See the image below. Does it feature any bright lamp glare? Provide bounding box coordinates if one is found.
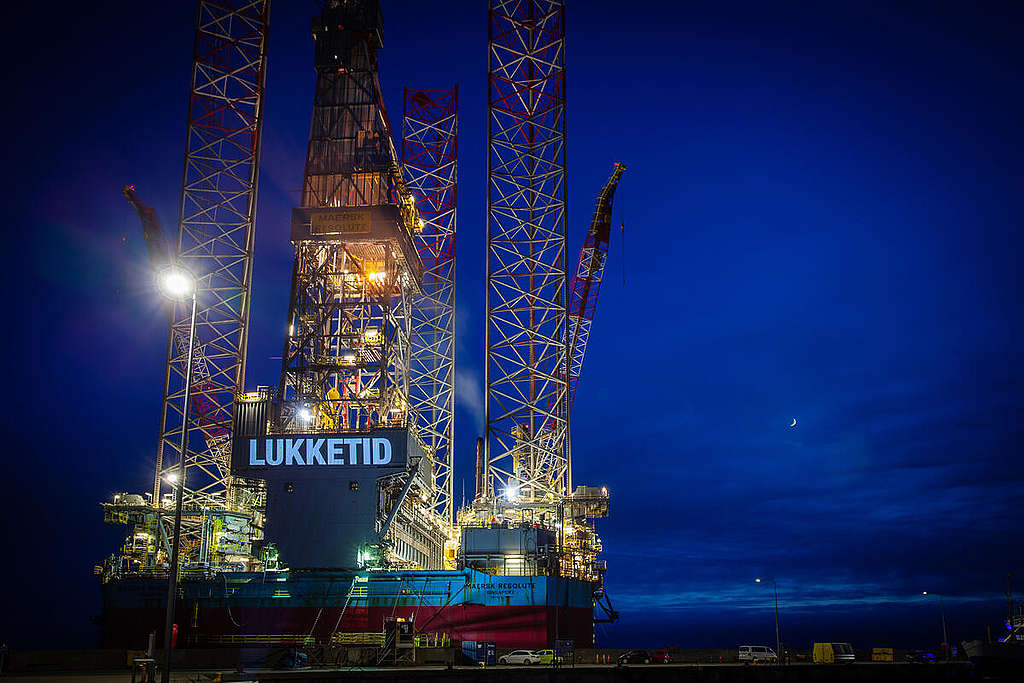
[165,473,178,483]
[159,268,194,299]
[755,578,762,583]
[503,486,518,501]
[297,408,312,422]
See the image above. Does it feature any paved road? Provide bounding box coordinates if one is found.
[3,661,973,682]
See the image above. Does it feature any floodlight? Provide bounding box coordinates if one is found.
[157,266,195,300]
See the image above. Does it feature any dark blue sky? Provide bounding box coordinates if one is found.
[2,0,1021,651]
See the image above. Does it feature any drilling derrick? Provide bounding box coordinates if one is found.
[279,0,412,434]
[402,88,458,529]
[234,0,447,571]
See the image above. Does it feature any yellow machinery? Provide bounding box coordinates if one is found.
[812,642,856,664]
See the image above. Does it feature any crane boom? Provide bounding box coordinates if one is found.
[534,163,624,477]
[565,162,626,410]
[123,185,171,270]
[122,187,231,444]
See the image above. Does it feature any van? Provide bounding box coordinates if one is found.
[812,642,855,664]
[738,645,777,662]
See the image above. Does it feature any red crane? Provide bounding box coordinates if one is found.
[565,162,626,411]
[122,186,230,441]
[535,163,625,447]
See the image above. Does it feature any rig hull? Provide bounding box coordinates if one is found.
[99,568,595,650]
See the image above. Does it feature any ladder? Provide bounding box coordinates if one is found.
[328,577,363,644]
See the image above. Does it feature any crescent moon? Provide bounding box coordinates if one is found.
[789,418,797,428]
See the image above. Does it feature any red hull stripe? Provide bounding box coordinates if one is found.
[101,605,593,650]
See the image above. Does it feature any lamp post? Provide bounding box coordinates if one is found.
[756,578,782,665]
[156,265,197,683]
[922,591,949,660]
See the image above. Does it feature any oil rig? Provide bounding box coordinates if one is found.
[101,0,624,652]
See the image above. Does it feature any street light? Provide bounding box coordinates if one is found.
[756,578,782,665]
[922,591,949,660]
[158,268,195,300]
[156,264,197,683]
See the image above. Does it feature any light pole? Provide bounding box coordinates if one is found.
[922,591,949,660]
[156,265,198,683]
[756,578,782,665]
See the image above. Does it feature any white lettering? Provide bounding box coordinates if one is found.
[249,439,266,466]
[246,436,397,467]
[284,438,305,466]
[344,438,361,465]
[267,439,284,466]
[372,438,392,465]
[327,439,345,465]
[306,438,326,465]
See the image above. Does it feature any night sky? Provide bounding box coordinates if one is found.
[2,0,1021,652]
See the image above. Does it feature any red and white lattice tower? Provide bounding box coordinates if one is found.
[484,0,569,506]
[403,88,458,524]
[153,0,269,550]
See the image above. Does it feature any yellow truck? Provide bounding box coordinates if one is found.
[813,642,855,664]
[871,647,894,662]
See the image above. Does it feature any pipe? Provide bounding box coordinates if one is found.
[474,437,484,501]
[378,471,417,542]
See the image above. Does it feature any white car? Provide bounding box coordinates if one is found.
[499,649,540,665]
[738,645,777,662]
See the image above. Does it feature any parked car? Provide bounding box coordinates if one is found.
[617,649,652,664]
[537,649,564,665]
[650,649,672,663]
[499,649,540,665]
[812,642,855,664]
[904,650,937,664]
[738,645,778,662]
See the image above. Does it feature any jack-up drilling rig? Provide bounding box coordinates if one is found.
[99,0,623,651]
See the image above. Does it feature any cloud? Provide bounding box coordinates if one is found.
[455,367,485,432]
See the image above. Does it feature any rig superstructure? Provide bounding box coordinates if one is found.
[100,0,623,651]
